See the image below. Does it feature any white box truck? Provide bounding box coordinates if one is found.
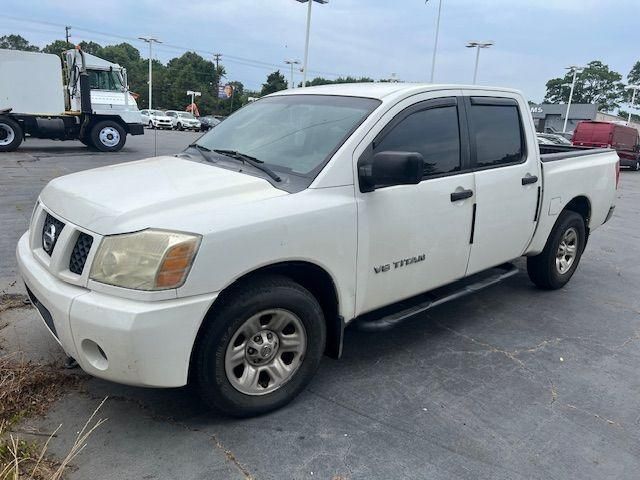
[0,48,143,152]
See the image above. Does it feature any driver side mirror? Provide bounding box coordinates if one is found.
[358,151,424,192]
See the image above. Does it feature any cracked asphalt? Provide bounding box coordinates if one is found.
[1,131,639,479]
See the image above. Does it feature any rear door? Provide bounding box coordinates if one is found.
[461,92,541,275]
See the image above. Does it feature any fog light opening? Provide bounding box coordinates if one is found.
[81,339,109,371]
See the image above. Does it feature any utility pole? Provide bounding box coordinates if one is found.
[465,41,493,84]
[563,65,583,133]
[295,0,328,88]
[65,26,71,46]
[285,59,301,89]
[429,0,443,83]
[138,37,162,110]
[626,85,640,124]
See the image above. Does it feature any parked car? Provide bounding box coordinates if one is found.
[140,109,173,130]
[199,115,221,131]
[17,84,619,417]
[572,121,640,170]
[165,110,201,131]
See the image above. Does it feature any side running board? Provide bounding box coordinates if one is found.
[354,263,519,332]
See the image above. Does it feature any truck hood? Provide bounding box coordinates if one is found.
[39,156,287,235]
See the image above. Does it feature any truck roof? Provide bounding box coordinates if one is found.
[270,82,522,101]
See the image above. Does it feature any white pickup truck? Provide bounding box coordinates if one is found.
[17,84,618,416]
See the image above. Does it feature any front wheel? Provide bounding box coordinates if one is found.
[0,116,23,152]
[90,121,126,152]
[527,210,586,290]
[194,275,326,417]
[633,161,640,171]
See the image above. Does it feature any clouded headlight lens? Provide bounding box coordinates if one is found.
[89,229,201,290]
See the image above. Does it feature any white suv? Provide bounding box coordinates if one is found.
[165,111,201,131]
[140,110,173,130]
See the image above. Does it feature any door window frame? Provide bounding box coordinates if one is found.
[358,96,471,188]
[462,96,529,172]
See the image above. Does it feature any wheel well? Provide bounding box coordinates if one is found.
[189,262,343,382]
[563,196,591,241]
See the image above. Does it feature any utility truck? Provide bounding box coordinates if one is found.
[17,83,619,417]
[0,48,143,152]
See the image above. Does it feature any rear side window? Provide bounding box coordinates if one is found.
[375,105,461,176]
[469,102,524,167]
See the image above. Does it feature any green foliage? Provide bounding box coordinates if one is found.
[261,70,288,95]
[544,60,625,112]
[0,34,39,52]
[302,76,374,87]
[42,39,73,55]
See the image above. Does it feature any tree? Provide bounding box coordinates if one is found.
[261,70,287,95]
[78,41,104,56]
[544,61,625,112]
[0,34,39,52]
[42,40,73,55]
[301,75,375,87]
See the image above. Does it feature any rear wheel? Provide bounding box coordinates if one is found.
[177,122,184,131]
[90,120,126,152]
[194,275,326,417]
[0,116,23,152]
[633,161,640,171]
[527,211,586,290]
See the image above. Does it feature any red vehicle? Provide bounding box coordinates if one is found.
[572,121,640,170]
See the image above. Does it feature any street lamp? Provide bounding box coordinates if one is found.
[626,85,640,124]
[294,0,328,88]
[284,59,301,89]
[562,65,583,133]
[429,0,443,83]
[138,36,162,109]
[465,41,493,84]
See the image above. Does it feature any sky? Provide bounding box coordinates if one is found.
[1,0,638,104]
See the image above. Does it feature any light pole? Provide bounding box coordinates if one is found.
[295,0,328,88]
[285,59,301,89]
[429,0,443,83]
[563,65,583,133]
[465,41,493,84]
[626,85,640,124]
[138,36,162,109]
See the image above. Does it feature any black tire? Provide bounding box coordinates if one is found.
[90,120,126,152]
[633,161,640,172]
[177,122,184,131]
[0,116,23,152]
[527,210,586,290]
[79,134,94,148]
[148,121,155,129]
[194,275,326,417]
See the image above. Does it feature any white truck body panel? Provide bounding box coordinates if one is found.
[16,83,619,388]
[0,49,65,115]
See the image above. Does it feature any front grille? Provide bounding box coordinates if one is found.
[69,232,93,275]
[42,213,65,256]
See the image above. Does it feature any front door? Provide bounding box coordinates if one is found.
[355,95,476,315]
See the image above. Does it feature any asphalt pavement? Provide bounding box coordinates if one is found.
[1,131,639,479]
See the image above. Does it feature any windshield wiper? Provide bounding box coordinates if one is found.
[213,149,281,182]
[186,143,213,161]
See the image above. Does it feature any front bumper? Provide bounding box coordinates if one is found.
[127,123,144,136]
[17,233,217,387]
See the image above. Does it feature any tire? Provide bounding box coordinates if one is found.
[194,275,326,417]
[90,120,126,152]
[177,123,184,131]
[527,210,586,290]
[148,121,155,129]
[79,135,94,148]
[633,161,640,172]
[0,116,23,152]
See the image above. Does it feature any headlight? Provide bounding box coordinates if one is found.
[89,229,201,290]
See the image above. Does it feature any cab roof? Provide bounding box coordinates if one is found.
[270,82,522,101]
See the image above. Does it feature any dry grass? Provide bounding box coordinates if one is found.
[0,354,106,479]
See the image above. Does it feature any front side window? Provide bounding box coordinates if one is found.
[88,69,123,91]
[469,103,524,167]
[375,104,461,177]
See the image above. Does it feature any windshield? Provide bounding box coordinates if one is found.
[150,110,165,116]
[195,95,379,178]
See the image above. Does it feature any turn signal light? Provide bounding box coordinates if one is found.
[155,240,199,288]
